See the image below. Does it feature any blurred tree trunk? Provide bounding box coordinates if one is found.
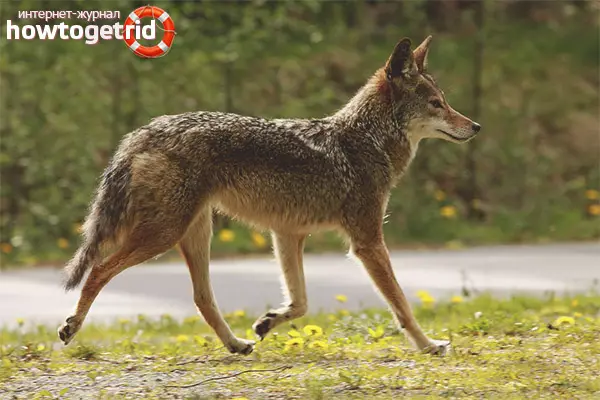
[464,0,485,220]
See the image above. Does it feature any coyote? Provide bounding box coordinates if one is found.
[59,36,480,355]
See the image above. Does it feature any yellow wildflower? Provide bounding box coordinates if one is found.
[194,336,208,346]
[327,314,337,322]
[585,189,599,200]
[287,329,301,337]
[284,337,304,350]
[233,310,246,318]
[440,205,457,218]
[36,344,46,352]
[218,229,235,242]
[434,190,446,201]
[571,299,579,307]
[340,310,350,316]
[57,238,69,249]
[251,231,267,248]
[16,318,24,327]
[175,334,190,343]
[308,340,329,350]
[573,312,583,318]
[588,204,600,216]
[0,243,12,254]
[553,316,575,326]
[303,325,323,337]
[417,290,435,307]
[368,326,385,339]
[451,295,464,304]
[335,294,348,303]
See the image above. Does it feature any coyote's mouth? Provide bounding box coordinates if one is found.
[436,129,468,142]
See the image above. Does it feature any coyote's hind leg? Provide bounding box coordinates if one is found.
[58,224,184,345]
[179,208,254,355]
[252,233,307,339]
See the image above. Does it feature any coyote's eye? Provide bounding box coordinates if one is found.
[429,99,443,109]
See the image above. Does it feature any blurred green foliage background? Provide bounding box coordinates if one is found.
[0,0,598,266]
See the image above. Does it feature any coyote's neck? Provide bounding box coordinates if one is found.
[331,72,414,180]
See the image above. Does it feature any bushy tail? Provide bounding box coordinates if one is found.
[63,236,102,290]
[63,160,132,290]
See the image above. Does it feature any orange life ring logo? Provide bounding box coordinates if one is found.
[123,6,175,58]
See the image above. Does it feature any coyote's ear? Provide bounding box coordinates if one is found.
[413,35,433,73]
[385,38,417,81]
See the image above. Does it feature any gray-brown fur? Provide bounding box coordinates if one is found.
[59,36,480,356]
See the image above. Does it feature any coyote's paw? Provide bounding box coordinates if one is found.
[252,312,278,340]
[226,338,255,355]
[423,339,450,356]
[58,316,81,345]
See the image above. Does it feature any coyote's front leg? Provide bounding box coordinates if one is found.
[179,209,254,355]
[347,224,449,355]
[252,233,307,339]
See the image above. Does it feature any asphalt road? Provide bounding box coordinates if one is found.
[1,243,598,328]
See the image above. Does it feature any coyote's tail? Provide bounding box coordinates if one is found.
[63,160,132,290]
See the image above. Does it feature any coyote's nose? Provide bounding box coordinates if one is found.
[471,123,481,133]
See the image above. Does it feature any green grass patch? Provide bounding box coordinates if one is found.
[1,294,599,399]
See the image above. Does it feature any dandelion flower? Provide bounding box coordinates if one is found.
[194,336,208,346]
[284,337,304,350]
[287,329,301,338]
[308,340,329,350]
[417,290,435,305]
[553,316,575,326]
[233,310,246,318]
[434,190,446,201]
[571,299,579,307]
[585,189,599,200]
[368,326,385,339]
[440,205,457,218]
[587,204,600,216]
[335,294,348,303]
[175,334,190,343]
[303,325,323,337]
[251,231,267,248]
[218,229,235,242]
[451,295,464,304]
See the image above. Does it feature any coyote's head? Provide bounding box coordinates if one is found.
[383,36,480,144]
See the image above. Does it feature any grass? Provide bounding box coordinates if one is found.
[1,294,599,399]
